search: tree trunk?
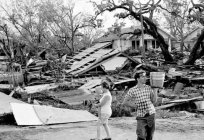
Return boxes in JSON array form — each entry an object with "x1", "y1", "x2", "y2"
[
  {"x1": 180, "y1": 40, "x2": 184, "y2": 53},
  {"x1": 184, "y1": 29, "x2": 204, "y2": 65},
  {"x1": 141, "y1": 16, "x2": 174, "y2": 62}
]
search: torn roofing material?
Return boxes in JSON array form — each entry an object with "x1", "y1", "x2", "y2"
[
  {"x1": 96, "y1": 26, "x2": 176, "y2": 42},
  {"x1": 66, "y1": 42, "x2": 114, "y2": 75},
  {"x1": 69, "y1": 49, "x2": 113, "y2": 72},
  {"x1": 72, "y1": 49, "x2": 120, "y2": 76},
  {"x1": 75, "y1": 52, "x2": 140, "y2": 76},
  {"x1": 11, "y1": 103, "x2": 97, "y2": 125},
  {"x1": 0, "y1": 92, "x2": 24, "y2": 115},
  {"x1": 72, "y1": 42, "x2": 112, "y2": 60},
  {"x1": 101, "y1": 56, "x2": 128, "y2": 71}
]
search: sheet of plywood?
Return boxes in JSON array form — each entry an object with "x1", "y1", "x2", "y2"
[
  {"x1": 79, "y1": 79, "x2": 102, "y2": 90},
  {"x1": 11, "y1": 103, "x2": 97, "y2": 126},
  {"x1": 0, "y1": 92, "x2": 24, "y2": 115},
  {"x1": 47, "y1": 89, "x2": 95, "y2": 105},
  {"x1": 101, "y1": 56, "x2": 127, "y2": 71},
  {"x1": 25, "y1": 83, "x2": 59, "y2": 94},
  {"x1": 59, "y1": 94, "x2": 94, "y2": 105}
]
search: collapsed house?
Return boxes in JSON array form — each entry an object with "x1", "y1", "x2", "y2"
[
  {"x1": 0, "y1": 26, "x2": 204, "y2": 126},
  {"x1": 65, "y1": 26, "x2": 176, "y2": 77},
  {"x1": 62, "y1": 26, "x2": 204, "y2": 112}
]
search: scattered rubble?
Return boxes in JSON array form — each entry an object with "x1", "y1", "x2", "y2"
[{"x1": 0, "y1": 42, "x2": 204, "y2": 126}]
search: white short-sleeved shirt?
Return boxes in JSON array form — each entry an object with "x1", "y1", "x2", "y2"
[{"x1": 100, "y1": 91, "x2": 112, "y2": 115}]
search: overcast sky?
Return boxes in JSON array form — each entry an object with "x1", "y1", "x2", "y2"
[
  {"x1": 0, "y1": 0, "x2": 174, "y2": 29},
  {"x1": 73, "y1": 0, "x2": 120, "y2": 29},
  {"x1": 0, "y1": 0, "x2": 200, "y2": 30}
]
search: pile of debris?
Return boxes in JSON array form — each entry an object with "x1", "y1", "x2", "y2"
[{"x1": 0, "y1": 42, "x2": 204, "y2": 126}]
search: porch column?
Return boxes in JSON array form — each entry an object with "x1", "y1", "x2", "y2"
[
  {"x1": 168, "y1": 38, "x2": 172, "y2": 52},
  {"x1": 139, "y1": 37, "x2": 143, "y2": 52}
]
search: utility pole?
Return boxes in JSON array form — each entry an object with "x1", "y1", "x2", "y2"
[{"x1": 139, "y1": 1, "x2": 146, "y2": 62}]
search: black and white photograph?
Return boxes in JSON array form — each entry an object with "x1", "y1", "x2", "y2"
[{"x1": 0, "y1": 0, "x2": 204, "y2": 139}]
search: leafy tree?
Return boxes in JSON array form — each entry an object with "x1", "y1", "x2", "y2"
[
  {"x1": 108, "y1": 20, "x2": 126, "y2": 34},
  {"x1": 80, "y1": 27, "x2": 106, "y2": 48},
  {"x1": 0, "y1": 0, "x2": 97, "y2": 57},
  {"x1": 91, "y1": 0, "x2": 174, "y2": 62},
  {"x1": 0, "y1": 24, "x2": 13, "y2": 61},
  {"x1": 1, "y1": 0, "x2": 51, "y2": 55},
  {"x1": 185, "y1": 0, "x2": 204, "y2": 65},
  {"x1": 161, "y1": 0, "x2": 196, "y2": 52},
  {"x1": 91, "y1": 0, "x2": 204, "y2": 65},
  {"x1": 40, "y1": 0, "x2": 96, "y2": 55}
]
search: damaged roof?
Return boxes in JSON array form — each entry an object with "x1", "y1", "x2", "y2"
[
  {"x1": 96, "y1": 26, "x2": 176, "y2": 43},
  {"x1": 65, "y1": 42, "x2": 117, "y2": 75}
]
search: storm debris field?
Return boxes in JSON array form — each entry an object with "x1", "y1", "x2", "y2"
[{"x1": 0, "y1": 0, "x2": 204, "y2": 139}]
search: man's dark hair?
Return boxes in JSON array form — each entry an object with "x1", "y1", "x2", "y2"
[{"x1": 134, "y1": 70, "x2": 146, "y2": 81}]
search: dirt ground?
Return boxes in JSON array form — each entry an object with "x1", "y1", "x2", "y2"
[{"x1": 0, "y1": 115, "x2": 204, "y2": 140}]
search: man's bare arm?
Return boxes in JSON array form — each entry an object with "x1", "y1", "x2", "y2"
[
  {"x1": 121, "y1": 95, "x2": 136, "y2": 109},
  {"x1": 151, "y1": 88, "x2": 158, "y2": 104}
]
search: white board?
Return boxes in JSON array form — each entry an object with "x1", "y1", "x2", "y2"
[
  {"x1": 10, "y1": 103, "x2": 43, "y2": 125},
  {"x1": 11, "y1": 103, "x2": 97, "y2": 126},
  {"x1": 101, "y1": 57, "x2": 127, "y2": 71},
  {"x1": 0, "y1": 92, "x2": 24, "y2": 115},
  {"x1": 24, "y1": 83, "x2": 58, "y2": 94},
  {"x1": 34, "y1": 105, "x2": 97, "y2": 124}
]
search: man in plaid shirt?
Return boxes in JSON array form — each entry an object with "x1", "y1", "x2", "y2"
[{"x1": 121, "y1": 70, "x2": 157, "y2": 140}]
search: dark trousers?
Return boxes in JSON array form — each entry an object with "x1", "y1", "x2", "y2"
[{"x1": 136, "y1": 114, "x2": 155, "y2": 140}]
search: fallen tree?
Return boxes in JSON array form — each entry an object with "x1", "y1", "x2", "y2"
[
  {"x1": 91, "y1": 0, "x2": 174, "y2": 62},
  {"x1": 92, "y1": 0, "x2": 204, "y2": 65},
  {"x1": 185, "y1": 0, "x2": 204, "y2": 65}
]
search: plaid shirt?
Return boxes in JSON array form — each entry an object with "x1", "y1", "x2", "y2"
[{"x1": 125, "y1": 84, "x2": 156, "y2": 117}]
